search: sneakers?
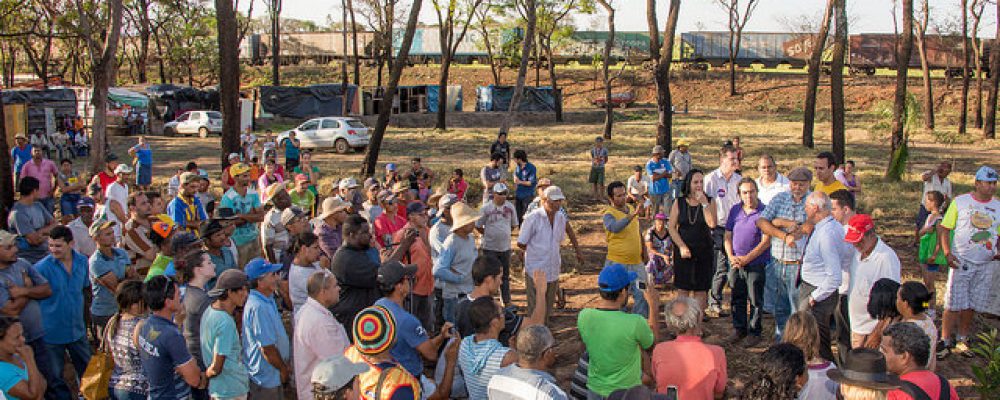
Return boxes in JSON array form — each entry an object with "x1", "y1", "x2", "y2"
[
  {"x1": 954, "y1": 339, "x2": 975, "y2": 358},
  {"x1": 706, "y1": 305, "x2": 729, "y2": 318},
  {"x1": 936, "y1": 340, "x2": 954, "y2": 360}
]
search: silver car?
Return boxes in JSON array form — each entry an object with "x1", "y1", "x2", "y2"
[
  {"x1": 162, "y1": 111, "x2": 223, "y2": 137},
  {"x1": 277, "y1": 117, "x2": 370, "y2": 154}
]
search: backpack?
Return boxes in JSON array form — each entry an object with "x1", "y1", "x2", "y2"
[{"x1": 898, "y1": 373, "x2": 952, "y2": 400}]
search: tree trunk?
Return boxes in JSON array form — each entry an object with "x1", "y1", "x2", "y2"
[
  {"x1": 498, "y1": 0, "x2": 536, "y2": 136},
  {"x1": 727, "y1": 18, "x2": 737, "y2": 96},
  {"x1": 649, "y1": 0, "x2": 680, "y2": 148},
  {"x1": 543, "y1": 39, "x2": 563, "y2": 122},
  {"x1": 361, "y1": 0, "x2": 424, "y2": 175},
  {"x1": 215, "y1": 0, "x2": 242, "y2": 167},
  {"x1": 959, "y1": 0, "x2": 969, "y2": 134},
  {"x1": 886, "y1": 0, "x2": 913, "y2": 180},
  {"x1": 341, "y1": 0, "x2": 349, "y2": 117},
  {"x1": 802, "y1": 0, "x2": 834, "y2": 149},
  {"x1": 271, "y1": 2, "x2": 281, "y2": 86},
  {"x1": 915, "y1": 0, "x2": 933, "y2": 130},
  {"x1": 436, "y1": 61, "x2": 451, "y2": 130},
  {"x1": 348, "y1": 0, "x2": 360, "y2": 86},
  {"x1": 985, "y1": 2, "x2": 1000, "y2": 139},
  {"x1": 830, "y1": 0, "x2": 846, "y2": 163},
  {"x1": 136, "y1": 0, "x2": 151, "y2": 83},
  {"x1": 974, "y1": 39, "x2": 984, "y2": 128},
  {"x1": 0, "y1": 91, "x2": 13, "y2": 229},
  {"x1": 597, "y1": 0, "x2": 615, "y2": 139},
  {"x1": 79, "y1": 0, "x2": 124, "y2": 174}
]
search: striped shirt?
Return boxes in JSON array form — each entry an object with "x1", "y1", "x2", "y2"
[
  {"x1": 122, "y1": 220, "x2": 154, "y2": 272},
  {"x1": 758, "y1": 190, "x2": 809, "y2": 262},
  {"x1": 458, "y1": 336, "x2": 510, "y2": 400},
  {"x1": 488, "y1": 364, "x2": 568, "y2": 400}
]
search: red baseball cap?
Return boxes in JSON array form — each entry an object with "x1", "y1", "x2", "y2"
[{"x1": 844, "y1": 214, "x2": 875, "y2": 244}]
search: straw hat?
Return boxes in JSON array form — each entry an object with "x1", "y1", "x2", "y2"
[
  {"x1": 449, "y1": 202, "x2": 481, "y2": 232},
  {"x1": 318, "y1": 197, "x2": 350, "y2": 220}
]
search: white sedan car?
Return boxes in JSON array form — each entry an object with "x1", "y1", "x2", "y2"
[
  {"x1": 277, "y1": 117, "x2": 370, "y2": 154},
  {"x1": 162, "y1": 110, "x2": 223, "y2": 137}
]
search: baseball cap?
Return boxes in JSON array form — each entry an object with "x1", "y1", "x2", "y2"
[
  {"x1": 364, "y1": 177, "x2": 380, "y2": 190},
  {"x1": 280, "y1": 207, "x2": 306, "y2": 226},
  {"x1": 787, "y1": 167, "x2": 813, "y2": 182},
  {"x1": 229, "y1": 163, "x2": 251, "y2": 176},
  {"x1": 537, "y1": 178, "x2": 553, "y2": 188},
  {"x1": 595, "y1": 136, "x2": 604, "y2": 142},
  {"x1": 377, "y1": 190, "x2": 397, "y2": 204},
  {"x1": 201, "y1": 219, "x2": 227, "y2": 239},
  {"x1": 208, "y1": 269, "x2": 249, "y2": 298},
  {"x1": 598, "y1": 263, "x2": 638, "y2": 292},
  {"x1": 215, "y1": 208, "x2": 239, "y2": 220},
  {"x1": 76, "y1": 197, "x2": 96, "y2": 209},
  {"x1": 245, "y1": 258, "x2": 283, "y2": 280},
  {"x1": 677, "y1": 138, "x2": 691, "y2": 147},
  {"x1": 339, "y1": 177, "x2": 359, "y2": 189},
  {"x1": 228, "y1": 153, "x2": 241, "y2": 161},
  {"x1": 151, "y1": 218, "x2": 176, "y2": 240},
  {"x1": 114, "y1": 164, "x2": 134, "y2": 175},
  {"x1": 975, "y1": 166, "x2": 998, "y2": 182},
  {"x1": 105, "y1": 154, "x2": 119, "y2": 162},
  {"x1": 493, "y1": 182, "x2": 509, "y2": 194},
  {"x1": 406, "y1": 201, "x2": 426, "y2": 215},
  {"x1": 543, "y1": 186, "x2": 565, "y2": 201},
  {"x1": 180, "y1": 172, "x2": 200, "y2": 185},
  {"x1": 386, "y1": 163, "x2": 397, "y2": 171},
  {"x1": 436, "y1": 193, "x2": 459, "y2": 216},
  {"x1": 353, "y1": 305, "x2": 397, "y2": 355},
  {"x1": 295, "y1": 174, "x2": 309, "y2": 182},
  {"x1": 651, "y1": 145, "x2": 665, "y2": 154},
  {"x1": 311, "y1": 354, "x2": 369, "y2": 394},
  {"x1": 844, "y1": 214, "x2": 875, "y2": 244},
  {"x1": 14, "y1": 133, "x2": 26, "y2": 140},
  {"x1": 89, "y1": 219, "x2": 116, "y2": 237},
  {"x1": 0, "y1": 231, "x2": 17, "y2": 247},
  {"x1": 377, "y1": 261, "x2": 418, "y2": 288}
]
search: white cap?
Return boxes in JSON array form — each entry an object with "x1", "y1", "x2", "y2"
[
  {"x1": 114, "y1": 164, "x2": 134, "y2": 175},
  {"x1": 339, "y1": 177, "x2": 359, "y2": 189},
  {"x1": 543, "y1": 186, "x2": 565, "y2": 201},
  {"x1": 493, "y1": 182, "x2": 508, "y2": 194}
]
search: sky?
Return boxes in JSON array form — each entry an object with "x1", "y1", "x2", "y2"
[{"x1": 267, "y1": 0, "x2": 997, "y2": 37}]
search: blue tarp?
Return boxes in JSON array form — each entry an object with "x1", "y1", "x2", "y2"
[
  {"x1": 475, "y1": 86, "x2": 559, "y2": 112},
  {"x1": 259, "y1": 84, "x2": 358, "y2": 118},
  {"x1": 426, "y1": 85, "x2": 462, "y2": 113}
]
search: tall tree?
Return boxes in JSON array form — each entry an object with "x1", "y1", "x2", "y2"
[
  {"x1": 0, "y1": 91, "x2": 12, "y2": 228},
  {"x1": 830, "y1": 0, "x2": 846, "y2": 162},
  {"x1": 265, "y1": 0, "x2": 282, "y2": 85},
  {"x1": 801, "y1": 0, "x2": 834, "y2": 149},
  {"x1": 647, "y1": 0, "x2": 680, "y2": 148},
  {"x1": 535, "y1": 0, "x2": 580, "y2": 122},
  {"x1": 473, "y1": 0, "x2": 503, "y2": 85},
  {"x1": 985, "y1": 0, "x2": 999, "y2": 139},
  {"x1": 348, "y1": 0, "x2": 360, "y2": 86},
  {"x1": 595, "y1": 0, "x2": 615, "y2": 138},
  {"x1": 431, "y1": 0, "x2": 485, "y2": 130},
  {"x1": 361, "y1": 0, "x2": 424, "y2": 175},
  {"x1": 215, "y1": 0, "x2": 242, "y2": 166},
  {"x1": 718, "y1": 0, "x2": 759, "y2": 96},
  {"x1": 969, "y1": 0, "x2": 985, "y2": 128},
  {"x1": 123, "y1": 0, "x2": 154, "y2": 83},
  {"x1": 913, "y1": 0, "x2": 933, "y2": 130},
  {"x1": 18, "y1": 0, "x2": 60, "y2": 88},
  {"x1": 357, "y1": 0, "x2": 399, "y2": 87},
  {"x1": 958, "y1": 0, "x2": 969, "y2": 134},
  {"x1": 497, "y1": 0, "x2": 537, "y2": 136},
  {"x1": 886, "y1": 0, "x2": 914, "y2": 180},
  {"x1": 77, "y1": 0, "x2": 124, "y2": 173}
]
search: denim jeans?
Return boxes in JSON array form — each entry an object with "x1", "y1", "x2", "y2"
[
  {"x1": 730, "y1": 263, "x2": 765, "y2": 336},
  {"x1": 605, "y1": 260, "x2": 648, "y2": 318},
  {"x1": 483, "y1": 249, "x2": 512, "y2": 305},
  {"x1": 765, "y1": 258, "x2": 800, "y2": 340},
  {"x1": 44, "y1": 336, "x2": 92, "y2": 399},
  {"x1": 709, "y1": 227, "x2": 730, "y2": 310},
  {"x1": 38, "y1": 197, "x2": 56, "y2": 216},
  {"x1": 60, "y1": 193, "x2": 81, "y2": 217},
  {"x1": 442, "y1": 295, "x2": 464, "y2": 324},
  {"x1": 112, "y1": 388, "x2": 148, "y2": 400}
]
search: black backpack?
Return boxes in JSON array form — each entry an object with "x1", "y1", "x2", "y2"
[{"x1": 898, "y1": 373, "x2": 952, "y2": 400}]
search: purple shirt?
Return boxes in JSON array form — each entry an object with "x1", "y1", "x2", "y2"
[
  {"x1": 20, "y1": 158, "x2": 59, "y2": 198},
  {"x1": 314, "y1": 223, "x2": 343, "y2": 260},
  {"x1": 725, "y1": 202, "x2": 769, "y2": 267}
]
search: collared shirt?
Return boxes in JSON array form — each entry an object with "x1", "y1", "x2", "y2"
[
  {"x1": 20, "y1": 159, "x2": 58, "y2": 197},
  {"x1": 88, "y1": 248, "x2": 131, "y2": 317},
  {"x1": 220, "y1": 187, "x2": 261, "y2": 246},
  {"x1": 374, "y1": 213, "x2": 407, "y2": 248},
  {"x1": 433, "y1": 233, "x2": 477, "y2": 298},
  {"x1": 800, "y1": 217, "x2": 851, "y2": 303},
  {"x1": 122, "y1": 219, "x2": 154, "y2": 271},
  {"x1": 848, "y1": 239, "x2": 901, "y2": 334},
  {"x1": 725, "y1": 202, "x2": 769, "y2": 267},
  {"x1": 294, "y1": 297, "x2": 349, "y2": 400},
  {"x1": 167, "y1": 194, "x2": 208, "y2": 234},
  {"x1": 514, "y1": 162, "x2": 538, "y2": 199},
  {"x1": 517, "y1": 208, "x2": 568, "y2": 282},
  {"x1": 0, "y1": 259, "x2": 48, "y2": 342},
  {"x1": 34, "y1": 252, "x2": 90, "y2": 344},
  {"x1": 645, "y1": 158, "x2": 673, "y2": 195},
  {"x1": 756, "y1": 173, "x2": 790, "y2": 205},
  {"x1": 922, "y1": 174, "x2": 952, "y2": 200},
  {"x1": 488, "y1": 364, "x2": 569, "y2": 400},
  {"x1": 200, "y1": 306, "x2": 249, "y2": 399},
  {"x1": 668, "y1": 149, "x2": 691, "y2": 178},
  {"x1": 67, "y1": 217, "x2": 97, "y2": 257},
  {"x1": 242, "y1": 289, "x2": 291, "y2": 388},
  {"x1": 704, "y1": 168, "x2": 742, "y2": 226},
  {"x1": 759, "y1": 191, "x2": 810, "y2": 262}
]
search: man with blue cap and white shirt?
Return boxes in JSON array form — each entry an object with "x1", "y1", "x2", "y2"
[
  {"x1": 577, "y1": 263, "x2": 659, "y2": 398},
  {"x1": 937, "y1": 165, "x2": 1000, "y2": 358},
  {"x1": 242, "y1": 257, "x2": 291, "y2": 398}
]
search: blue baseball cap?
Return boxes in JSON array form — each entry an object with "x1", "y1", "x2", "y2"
[
  {"x1": 386, "y1": 163, "x2": 397, "y2": 171},
  {"x1": 76, "y1": 197, "x2": 96, "y2": 208},
  {"x1": 975, "y1": 166, "x2": 998, "y2": 182},
  {"x1": 598, "y1": 263, "x2": 638, "y2": 292},
  {"x1": 245, "y1": 258, "x2": 283, "y2": 280}
]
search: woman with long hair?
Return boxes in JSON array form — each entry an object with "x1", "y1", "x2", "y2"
[
  {"x1": 782, "y1": 311, "x2": 838, "y2": 399},
  {"x1": 175, "y1": 248, "x2": 217, "y2": 400},
  {"x1": 107, "y1": 280, "x2": 149, "y2": 400},
  {"x1": 896, "y1": 281, "x2": 937, "y2": 370},
  {"x1": 667, "y1": 169, "x2": 717, "y2": 311},
  {"x1": 740, "y1": 343, "x2": 808, "y2": 400}
]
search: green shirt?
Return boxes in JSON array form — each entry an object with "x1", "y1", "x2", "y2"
[
  {"x1": 144, "y1": 254, "x2": 173, "y2": 282},
  {"x1": 292, "y1": 165, "x2": 321, "y2": 196},
  {"x1": 577, "y1": 308, "x2": 654, "y2": 396},
  {"x1": 200, "y1": 306, "x2": 249, "y2": 398},
  {"x1": 289, "y1": 190, "x2": 315, "y2": 216}
]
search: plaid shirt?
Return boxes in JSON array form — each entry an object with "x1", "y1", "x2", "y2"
[{"x1": 759, "y1": 190, "x2": 809, "y2": 262}]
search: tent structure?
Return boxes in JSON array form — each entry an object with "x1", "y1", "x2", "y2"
[
  {"x1": 475, "y1": 86, "x2": 561, "y2": 112},
  {"x1": 145, "y1": 84, "x2": 219, "y2": 121},
  {"x1": 1, "y1": 88, "x2": 77, "y2": 137},
  {"x1": 108, "y1": 88, "x2": 149, "y2": 108},
  {"x1": 258, "y1": 84, "x2": 359, "y2": 119}
]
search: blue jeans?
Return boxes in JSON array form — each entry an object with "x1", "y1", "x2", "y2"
[
  {"x1": 605, "y1": 260, "x2": 648, "y2": 318},
  {"x1": 44, "y1": 336, "x2": 92, "y2": 400},
  {"x1": 112, "y1": 388, "x2": 148, "y2": 400},
  {"x1": 26, "y1": 339, "x2": 57, "y2": 400},
  {"x1": 60, "y1": 193, "x2": 81, "y2": 217},
  {"x1": 764, "y1": 258, "x2": 800, "y2": 340},
  {"x1": 442, "y1": 296, "x2": 461, "y2": 324},
  {"x1": 38, "y1": 197, "x2": 56, "y2": 216}
]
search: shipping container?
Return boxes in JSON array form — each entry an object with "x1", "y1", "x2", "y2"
[
  {"x1": 393, "y1": 28, "x2": 490, "y2": 64},
  {"x1": 680, "y1": 31, "x2": 810, "y2": 68},
  {"x1": 847, "y1": 34, "x2": 985, "y2": 75}
]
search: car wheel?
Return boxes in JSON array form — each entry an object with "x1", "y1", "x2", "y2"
[
  {"x1": 198, "y1": 127, "x2": 210, "y2": 138},
  {"x1": 335, "y1": 139, "x2": 349, "y2": 154}
]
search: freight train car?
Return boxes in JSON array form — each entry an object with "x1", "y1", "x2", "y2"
[
  {"x1": 392, "y1": 28, "x2": 491, "y2": 64},
  {"x1": 242, "y1": 31, "x2": 377, "y2": 65},
  {"x1": 562, "y1": 31, "x2": 656, "y2": 64},
  {"x1": 848, "y1": 34, "x2": 989, "y2": 76},
  {"x1": 680, "y1": 31, "x2": 812, "y2": 68}
]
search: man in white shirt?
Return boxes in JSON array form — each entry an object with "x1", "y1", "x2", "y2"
[
  {"x1": 829, "y1": 189, "x2": 857, "y2": 365},
  {"x1": 843, "y1": 214, "x2": 901, "y2": 348},
  {"x1": 517, "y1": 186, "x2": 583, "y2": 325},
  {"x1": 755, "y1": 154, "x2": 790, "y2": 205},
  {"x1": 104, "y1": 164, "x2": 132, "y2": 242},
  {"x1": 704, "y1": 144, "x2": 742, "y2": 317},
  {"x1": 798, "y1": 192, "x2": 853, "y2": 362},
  {"x1": 67, "y1": 197, "x2": 97, "y2": 257},
  {"x1": 293, "y1": 270, "x2": 349, "y2": 400}
]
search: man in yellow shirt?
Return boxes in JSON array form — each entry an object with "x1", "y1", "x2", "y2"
[
  {"x1": 603, "y1": 181, "x2": 648, "y2": 316},
  {"x1": 814, "y1": 151, "x2": 848, "y2": 195}
]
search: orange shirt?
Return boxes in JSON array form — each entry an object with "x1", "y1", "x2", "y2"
[
  {"x1": 652, "y1": 335, "x2": 727, "y2": 400},
  {"x1": 394, "y1": 223, "x2": 433, "y2": 296}
]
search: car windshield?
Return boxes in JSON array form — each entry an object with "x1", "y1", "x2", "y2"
[
  {"x1": 345, "y1": 120, "x2": 367, "y2": 128},
  {"x1": 207, "y1": 111, "x2": 223, "y2": 119}
]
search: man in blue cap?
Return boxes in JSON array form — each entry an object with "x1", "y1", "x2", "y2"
[
  {"x1": 577, "y1": 263, "x2": 659, "y2": 398},
  {"x1": 242, "y1": 258, "x2": 291, "y2": 397},
  {"x1": 937, "y1": 165, "x2": 1000, "y2": 358}
]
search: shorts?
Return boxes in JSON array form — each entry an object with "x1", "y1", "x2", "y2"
[
  {"x1": 925, "y1": 264, "x2": 940, "y2": 273},
  {"x1": 136, "y1": 163, "x2": 152, "y2": 186},
  {"x1": 943, "y1": 258, "x2": 996, "y2": 312},
  {"x1": 589, "y1": 167, "x2": 605, "y2": 185}
]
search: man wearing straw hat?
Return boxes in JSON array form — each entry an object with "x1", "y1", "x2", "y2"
[{"x1": 433, "y1": 202, "x2": 481, "y2": 324}]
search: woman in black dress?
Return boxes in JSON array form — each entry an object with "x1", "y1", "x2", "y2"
[{"x1": 667, "y1": 169, "x2": 718, "y2": 311}]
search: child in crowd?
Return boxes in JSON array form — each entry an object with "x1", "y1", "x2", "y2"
[
  {"x1": 448, "y1": 169, "x2": 468, "y2": 201},
  {"x1": 917, "y1": 190, "x2": 946, "y2": 317},
  {"x1": 627, "y1": 165, "x2": 651, "y2": 219}
]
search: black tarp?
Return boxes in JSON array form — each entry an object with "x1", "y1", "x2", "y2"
[
  {"x1": 1, "y1": 88, "x2": 77, "y2": 135},
  {"x1": 475, "y1": 85, "x2": 561, "y2": 112},
  {"x1": 258, "y1": 84, "x2": 358, "y2": 118},
  {"x1": 145, "y1": 84, "x2": 219, "y2": 121}
]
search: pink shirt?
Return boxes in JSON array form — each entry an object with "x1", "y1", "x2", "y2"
[
  {"x1": 20, "y1": 159, "x2": 59, "y2": 197},
  {"x1": 652, "y1": 335, "x2": 727, "y2": 400},
  {"x1": 293, "y1": 297, "x2": 349, "y2": 400},
  {"x1": 887, "y1": 370, "x2": 960, "y2": 400}
]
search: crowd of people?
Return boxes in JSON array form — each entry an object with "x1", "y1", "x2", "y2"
[{"x1": 1, "y1": 128, "x2": 998, "y2": 400}]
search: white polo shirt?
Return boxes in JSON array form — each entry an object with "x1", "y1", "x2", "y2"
[
  {"x1": 848, "y1": 238, "x2": 901, "y2": 334},
  {"x1": 517, "y1": 207, "x2": 568, "y2": 283},
  {"x1": 756, "y1": 173, "x2": 790, "y2": 205},
  {"x1": 704, "y1": 169, "x2": 742, "y2": 226}
]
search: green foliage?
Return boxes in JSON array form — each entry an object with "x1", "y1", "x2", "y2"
[{"x1": 971, "y1": 329, "x2": 1000, "y2": 399}]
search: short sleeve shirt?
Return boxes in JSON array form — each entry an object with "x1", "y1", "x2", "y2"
[
  {"x1": 242, "y1": 289, "x2": 291, "y2": 388},
  {"x1": 591, "y1": 147, "x2": 608, "y2": 167},
  {"x1": 34, "y1": 253, "x2": 90, "y2": 344},
  {"x1": 200, "y1": 306, "x2": 250, "y2": 398},
  {"x1": 0, "y1": 359, "x2": 28, "y2": 399},
  {"x1": 375, "y1": 298, "x2": 429, "y2": 378},
  {"x1": 725, "y1": 203, "x2": 769, "y2": 266},
  {"x1": 0, "y1": 260, "x2": 48, "y2": 342},
  {"x1": 478, "y1": 201, "x2": 518, "y2": 252},
  {"x1": 105, "y1": 182, "x2": 129, "y2": 232},
  {"x1": 220, "y1": 188, "x2": 261, "y2": 246},
  {"x1": 138, "y1": 315, "x2": 193, "y2": 399},
  {"x1": 20, "y1": 159, "x2": 59, "y2": 197},
  {"x1": 940, "y1": 193, "x2": 1000, "y2": 263},
  {"x1": 514, "y1": 163, "x2": 537, "y2": 200},
  {"x1": 7, "y1": 201, "x2": 54, "y2": 264},
  {"x1": 516, "y1": 208, "x2": 568, "y2": 282},
  {"x1": 645, "y1": 158, "x2": 672, "y2": 195},
  {"x1": 167, "y1": 195, "x2": 208, "y2": 235},
  {"x1": 577, "y1": 308, "x2": 654, "y2": 396},
  {"x1": 88, "y1": 248, "x2": 131, "y2": 317}
]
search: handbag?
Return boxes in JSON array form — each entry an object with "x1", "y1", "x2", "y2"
[{"x1": 80, "y1": 317, "x2": 117, "y2": 400}]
